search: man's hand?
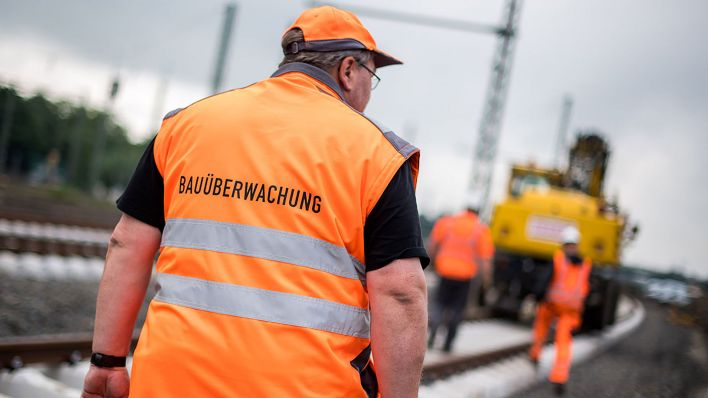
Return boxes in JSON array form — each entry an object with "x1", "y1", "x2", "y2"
[{"x1": 81, "y1": 365, "x2": 130, "y2": 398}]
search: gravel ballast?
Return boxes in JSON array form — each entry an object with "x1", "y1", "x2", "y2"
[{"x1": 0, "y1": 271, "x2": 153, "y2": 338}]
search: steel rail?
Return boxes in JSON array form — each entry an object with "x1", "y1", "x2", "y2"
[
  {"x1": 1, "y1": 331, "x2": 527, "y2": 382},
  {"x1": 0, "y1": 332, "x2": 139, "y2": 371},
  {"x1": 0, "y1": 235, "x2": 107, "y2": 257},
  {"x1": 421, "y1": 342, "x2": 531, "y2": 383}
]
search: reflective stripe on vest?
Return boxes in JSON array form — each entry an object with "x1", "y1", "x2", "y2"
[
  {"x1": 547, "y1": 255, "x2": 590, "y2": 309},
  {"x1": 162, "y1": 218, "x2": 366, "y2": 282},
  {"x1": 154, "y1": 272, "x2": 370, "y2": 338},
  {"x1": 158, "y1": 217, "x2": 371, "y2": 338}
]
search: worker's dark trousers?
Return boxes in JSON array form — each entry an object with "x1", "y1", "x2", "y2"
[{"x1": 428, "y1": 276, "x2": 473, "y2": 351}]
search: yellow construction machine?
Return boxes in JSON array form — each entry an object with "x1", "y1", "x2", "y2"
[{"x1": 488, "y1": 133, "x2": 638, "y2": 330}]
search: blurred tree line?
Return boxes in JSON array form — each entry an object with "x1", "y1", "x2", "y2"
[{"x1": 0, "y1": 85, "x2": 147, "y2": 193}]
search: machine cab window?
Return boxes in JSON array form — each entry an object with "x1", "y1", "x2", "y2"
[{"x1": 511, "y1": 174, "x2": 551, "y2": 197}]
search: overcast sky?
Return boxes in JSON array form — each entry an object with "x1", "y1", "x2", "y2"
[{"x1": 2, "y1": 0, "x2": 707, "y2": 277}]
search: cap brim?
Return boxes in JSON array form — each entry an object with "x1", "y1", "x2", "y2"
[{"x1": 373, "y1": 49, "x2": 403, "y2": 68}]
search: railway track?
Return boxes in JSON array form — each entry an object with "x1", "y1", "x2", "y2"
[
  {"x1": 0, "y1": 264, "x2": 639, "y2": 398},
  {"x1": 0, "y1": 332, "x2": 141, "y2": 371},
  {"x1": 0, "y1": 302, "x2": 641, "y2": 398},
  {"x1": 0, "y1": 321, "x2": 531, "y2": 397},
  {"x1": 0, "y1": 219, "x2": 110, "y2": 258},
  {"x1": 0, "y1": 251, "x2": 105, "y2": 281},
  {"x1": 0, "y1": 328, "x2": 529, "y2": 375},
  {"x1": 0, "y1": 229, "x2": 536, "y2": 396},
  {"x1": 422, "y1": 342, "x2": 530, "y2": 383},
  {"x1": 0, "y1": 207, "x2": 641, "y2": 397}
]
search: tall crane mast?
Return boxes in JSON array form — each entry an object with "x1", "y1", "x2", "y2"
[
  {"x1": 553, "y1": 95, "x2": 574, "y2": 170},
  {"x1": 311, "y1": 0, "x2": 523, "y2": 214},
  {"x1": 470, "y1": 0, "x2": 522, "y2": 214}
]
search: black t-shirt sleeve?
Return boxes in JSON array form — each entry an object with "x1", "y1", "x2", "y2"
[
  {"x1": 363, "y1": 161, "x2": 430, "y2": 272},
  {"x1": 116, "y1": 138, "x2": 165, "y2": 231}
]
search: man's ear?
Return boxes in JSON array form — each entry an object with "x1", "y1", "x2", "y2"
[{"x1": 337, "y1": 56, "x2": 356, "y2": 92}]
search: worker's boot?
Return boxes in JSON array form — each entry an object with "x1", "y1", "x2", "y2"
[{"x1": 552, "y1": 383, "x2": 566, "y2": 396}]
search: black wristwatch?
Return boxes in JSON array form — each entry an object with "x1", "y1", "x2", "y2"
[{"x1": 90, "y1": 352, "x2": 127, "y2": 368}]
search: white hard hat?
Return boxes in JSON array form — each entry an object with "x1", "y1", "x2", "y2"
[
  {"x1": 464, "y1": 191, "x2": 484, "y2": 211},
  {"x1": 561, "y1": 226, "x2": 580, "y2": 245}
]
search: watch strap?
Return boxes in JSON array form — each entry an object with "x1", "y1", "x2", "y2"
[{"x1": 90, "y1": 352, "x2": 127, "y2": 368}]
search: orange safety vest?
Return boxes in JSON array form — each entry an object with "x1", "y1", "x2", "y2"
[
  {"x1": 433, "y1": 212, "x2": 488, "y2": 281},
  {"x1": 546, "y1": 250, "x2": 592, "y2": 311},
  {"x1": 129, "y1": 62, "x2": 420, "y2": 397}
]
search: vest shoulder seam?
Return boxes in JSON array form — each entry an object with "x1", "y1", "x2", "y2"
[
  {"x1": 349, "y1": 111, "x2": 419, "y2": 160},
  {"x1": 161, "y1": 83, "x2": 258, "y2": 121}
]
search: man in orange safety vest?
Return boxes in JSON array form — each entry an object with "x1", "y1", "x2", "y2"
[
  {"x1": 427, "y1": 195, "x2": 494, "y2": 352},
  {"x1": 529, "y1": 225, "x2": 592, "y2": 395},
  {"x1": 81, "y1": 6, "x2": 429, "y2": 398}
]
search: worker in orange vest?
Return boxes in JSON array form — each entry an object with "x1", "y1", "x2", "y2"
[
  {"x1": 81, "y1": 6, "x2": 430, "y2": 398},
  {"x1": 427, "y1": 195, "x2": 494, "y2": 352},
  {"x1": 529, "y1": 226, "x2": 592, "y2": 395}
]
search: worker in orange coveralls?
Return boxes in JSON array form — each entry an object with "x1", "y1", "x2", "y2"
[{"x1": 529, "y1": 226, "x2": 592, "y2": 395}]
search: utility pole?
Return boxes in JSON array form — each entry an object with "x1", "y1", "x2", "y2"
[
  {"x1": 0, "y1": 87, "x2": 16, "y2": 174},
  {"x1": 67, "y1": 100, "x2": 86, "y2": 186},
  {"x1": 553, "y1": 95, "x2": 573, "y2": 170},
  {"x1": 311, "y1": 1, "x2": 523, "y2": 216},
  {"x1": 87, "y1": 77, "x2": 120, "y2": 195},
  {"x1": 211, "y1": 3, "x2": 237, "y2": 94},
  {"x1": 149, "y1": 76, "x2": 169, "y2": 135}
]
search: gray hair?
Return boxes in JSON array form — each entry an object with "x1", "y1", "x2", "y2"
[{"x1": 279, "y1": 28, "x2": 372, "y2": 71}]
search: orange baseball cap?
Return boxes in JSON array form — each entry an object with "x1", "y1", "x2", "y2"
[{"x1": 284, "y1": 6, "x2": 403, "y2": 68}]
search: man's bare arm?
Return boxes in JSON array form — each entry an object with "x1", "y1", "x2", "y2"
[
  {"x1": 368, "y1": 258, "x2": 428, "y2": 398},
  {"x1": 82, "y1": 214, "x2": 160, "y2": 398},
  {"x1": 92, "y1": 213, "x2": 160, "y2": 355}
]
